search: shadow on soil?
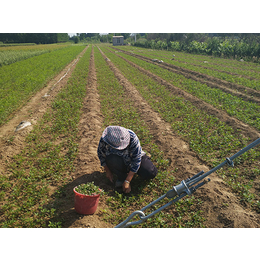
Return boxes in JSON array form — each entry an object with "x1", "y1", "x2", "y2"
[
  {"x1": 47, "y1": 171, "x2": 150, "y2": 227},
  {"x1": 47, "y1": 171, "x2": 108, "y2": 227}
]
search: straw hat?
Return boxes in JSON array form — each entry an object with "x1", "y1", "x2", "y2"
[{"x1": 102, "y1": 126, "x2": 130, "y2": 150}]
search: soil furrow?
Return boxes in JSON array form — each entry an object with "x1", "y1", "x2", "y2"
[
  {"x1": 141, "y1": 52, "x2": 259, "y2": 80},
  {"x1": 98, "y1": 47, "x2": 260, "y2": 228},
  {"x1": 113, "y1": 47, "x2": 260, "y2": 102},
  {"x1": 0, "y1": 47, "x2": 88, "y2": 175},
  {"x1": 106, "y1": 48, "x2": 260, "y2": 142},
  {"x1": 61, "y1": 46, "x2": 113, "y2": 228},
  {"x1": 180, "y1": 62, "x2": 258, "y2": 81}
]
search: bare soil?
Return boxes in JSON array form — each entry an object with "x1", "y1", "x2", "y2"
[{"x1": 1, "y1": 45, "x2": 260, "y2": 228}]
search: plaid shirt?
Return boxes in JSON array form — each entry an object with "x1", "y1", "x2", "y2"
[{"x1": 97, "y1": 129, "x2": 145, "y2": 173}]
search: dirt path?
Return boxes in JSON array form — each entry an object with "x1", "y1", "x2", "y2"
[{"x1": 98, "y1": 47, "x2": 260, "y2": 228}]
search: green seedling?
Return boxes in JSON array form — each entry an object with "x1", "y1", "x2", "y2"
[{"x1": 75, "y1": 182, "x2": 103, "y2": 196}]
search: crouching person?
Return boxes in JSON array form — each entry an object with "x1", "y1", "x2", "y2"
[{"x1": 97, "y1": 126, "x2": 158, "y2": 193}]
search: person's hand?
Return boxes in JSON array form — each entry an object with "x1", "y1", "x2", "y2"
[
  {"x1": 122, "y1": 181, "x2": 131, "y2": 193},
  {"x1": 105, "y1": 167, "x2": 113, "y2": 183}
]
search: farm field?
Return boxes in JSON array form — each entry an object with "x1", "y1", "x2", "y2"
[
  {"x1": 114, "y1": 45, "x2": 260, "y2": 89},
  {"x1": 0, "y1": 44, "x2": 69, "y2": 66},
  {"x1": 0, "y1": 45, "x2": 85, "y2": 126},
  {"x1": 0, "y1": 43, "x2": 260, "y2": 228}
]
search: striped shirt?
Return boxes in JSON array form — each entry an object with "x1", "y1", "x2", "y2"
[{"x1": 97, "y1": 129, "x2": 145, "y2": 173}]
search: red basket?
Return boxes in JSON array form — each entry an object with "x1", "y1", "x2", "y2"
[{"x1": 73, "y1": 188, "x2": 100, "y2": 215}]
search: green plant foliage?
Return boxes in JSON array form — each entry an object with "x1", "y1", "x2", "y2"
[
  {"x1": 99, "y1": 45, "x2": 260, "y2": 217},
  {"x1": 94, "y1": 46, "x2": 206, "y2": 228},
  {"x1": 75, "y1": 182, "x2": 103, "y2": 196},
  {"x1": 133, "y1": 37, "x2": 260, "y2": 62},
  {"x1": 0, "y1": 46, "x2": 91, "y2": 228},
  {"x1": 0, "y1": 45, "x2": 85, "y2": 126},
  {"x1": 2, "y1": 43, "x2": 260, "y2": 228}
]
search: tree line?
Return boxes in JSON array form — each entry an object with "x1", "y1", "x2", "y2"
[
  {"x1": 0, "y1": 33, "x2": 69, "y2": 44},
  {"x1": 70, "y1": 33, "x2": 132, "y2": 43},
  {"x1": 133, "y1": 33, "x2": 260, "y2": 62}
]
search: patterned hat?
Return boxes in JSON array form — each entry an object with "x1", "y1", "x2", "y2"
[{"x1": 102, "y1": 126, "x2": 130, "y2": 150}]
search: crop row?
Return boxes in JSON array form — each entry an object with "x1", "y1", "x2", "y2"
[
  {"x1": 0, "y1": 46, "x2": 91, "y2": 227},
  {"x1": 117, "y1": 45, "x2": 260, "y2": 74},
  {"x1": 106, "y1": 46, "x2": 260, "y2": 133},
  {"x1": 0, "y1": 43, "x2": 66, "y2": 52},
  {"x1": 95, "y1": 46, "x2": 208, "y2": 227},
  {"x1": 94, "y1": 46, "x2": 206, "y2": 227},
  {"x1": 99, "y1": 45, "x2": 260, "y2": 211},
  {"x1": 146, "y1": 48, "x2": 260, "y2": 89},
  {"x1": 115, "y1": 45, "x2": 260, "y2": 90},
  {"x1": 0, "y1": 45, "x2": 85, "y2": 126},
  {"x1": 0, "y1": 44, "x2": 68, "y2": 66}
]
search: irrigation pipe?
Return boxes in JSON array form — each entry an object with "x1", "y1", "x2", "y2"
[
  {"x1": 115, "y1": 137, "x2": 260, "y2": 228},
  {"x1": 49, "y1": 57, "x2": 81, "y2": 92},
  {"x1": 42, "y1": 56, "x2": 82, "y2": 98}
]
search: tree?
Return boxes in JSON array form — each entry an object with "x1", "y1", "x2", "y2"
[
  {"x1": 57, "y1": 33, "x2": 69, "y2": 42},
  {"x1": 80, "y1": 33, "x2": 87, "y2": 41},
  {"x1": 120, "y1": 33, "x2": 131, "y2": 39},
  {"x1": 74, "y1": 36, "x2": 79, "y2": 44},
  {"x1": 0, "y1": 33, "x2": 65, "y2": 44},
  {"x1": 86, "y1": 33, "x2": 99, "y2": 38}
]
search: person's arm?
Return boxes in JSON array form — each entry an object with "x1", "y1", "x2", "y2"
[
  {"x1": 122, "y1": 171, "x2": 136, "y2": 193},
  {"x1": 122, "y1": 131, "x2": 142, "y2": 193}
]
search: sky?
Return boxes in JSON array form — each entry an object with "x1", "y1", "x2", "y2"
[{"x1": 2, "y1": 2, "x2": 259, "y2": 33}]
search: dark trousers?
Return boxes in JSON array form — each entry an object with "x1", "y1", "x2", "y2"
[{"x1": 105, "y1": 154, "x2": 158, "y2": 181}]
